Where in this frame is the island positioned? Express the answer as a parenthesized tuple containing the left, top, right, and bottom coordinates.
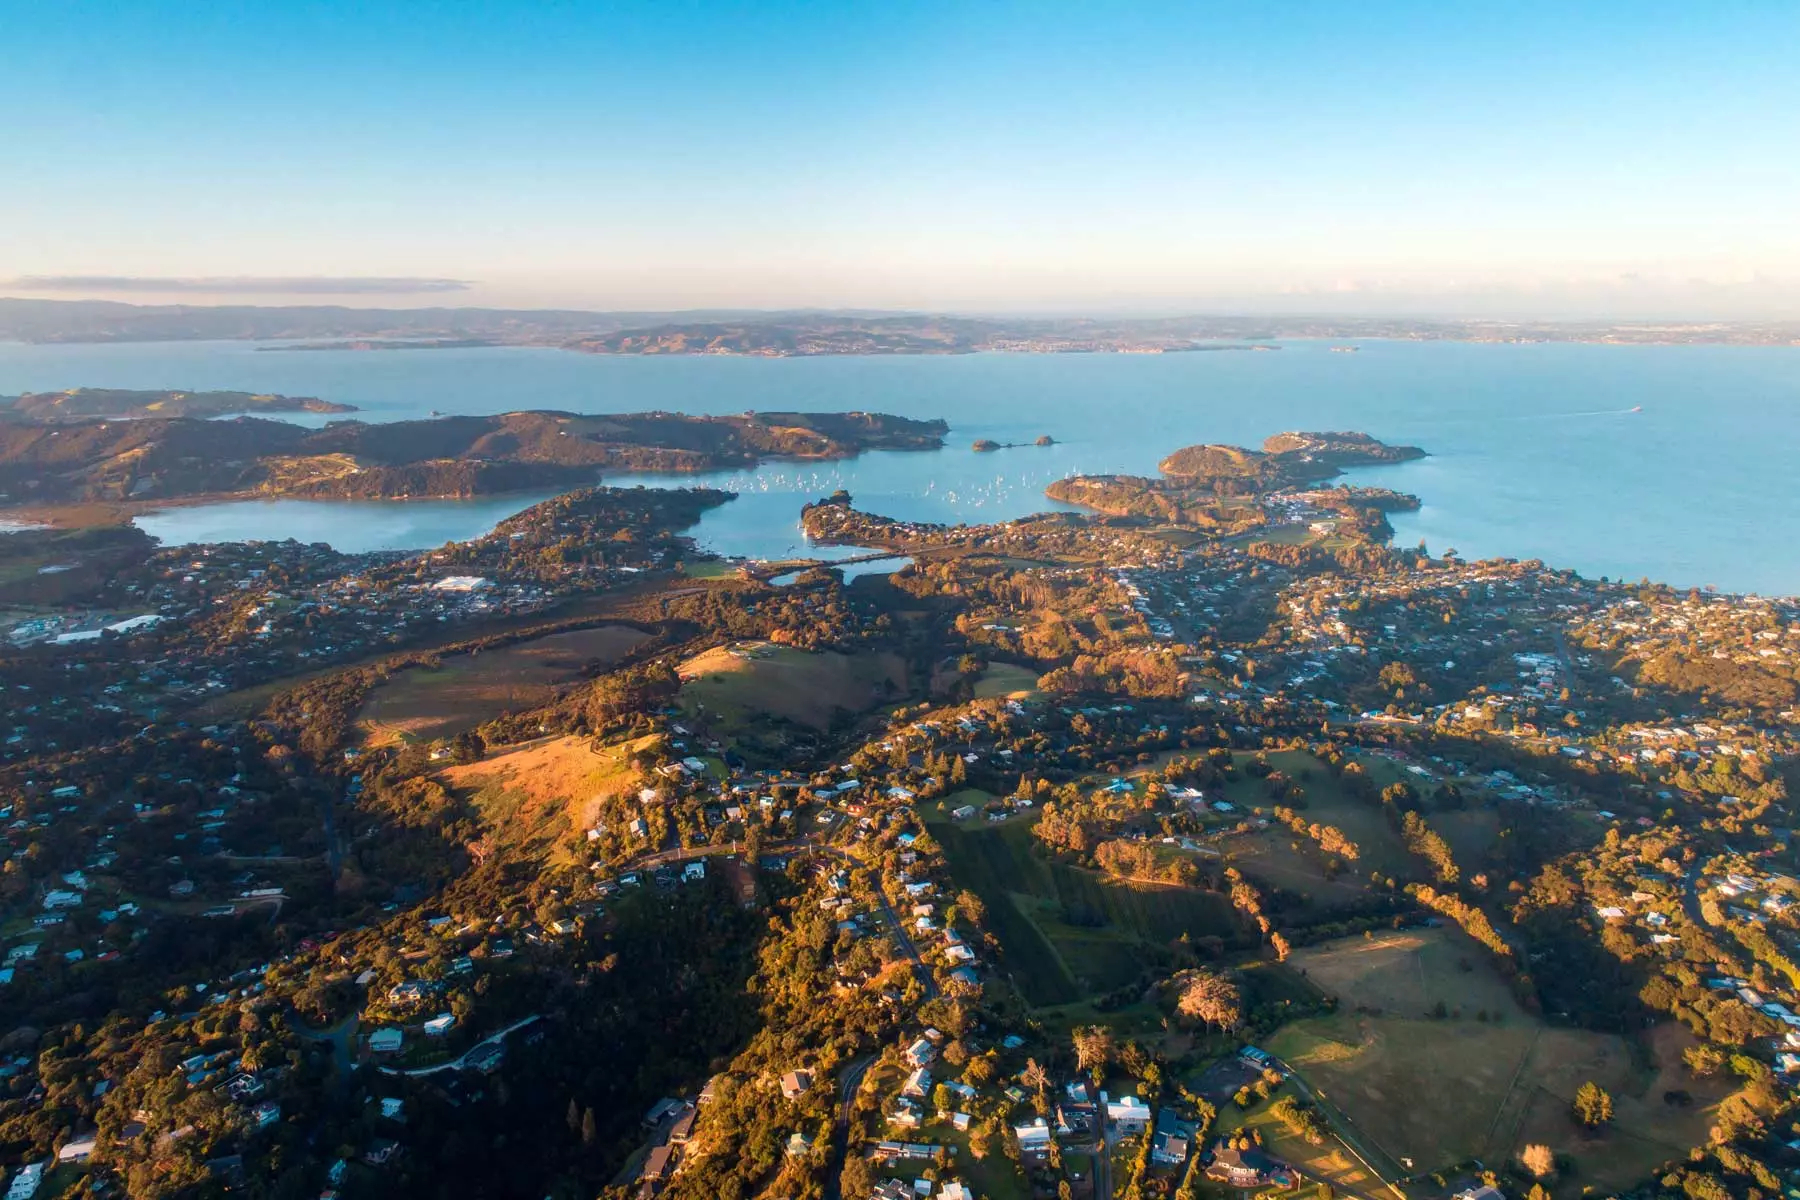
(1042, 429, 1423, 538)
(972, 435, 1056, 452)
(0, 387, 356, 422)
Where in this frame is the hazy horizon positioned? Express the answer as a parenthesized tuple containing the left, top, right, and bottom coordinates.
(6, 2, 1799, 318)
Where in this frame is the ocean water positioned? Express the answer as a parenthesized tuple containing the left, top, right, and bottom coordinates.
(1, 339, 1796, 594)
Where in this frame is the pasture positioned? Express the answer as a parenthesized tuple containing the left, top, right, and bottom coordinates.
(358, 624, 651, 744)
(439, 732, 660, 862)
(677, 642, 907, 732)
(1219, 749, 1418, 908)
(931, 816, 1242, 1007)
(1269, 928, 1734, 1186)
(971, 660, 1041, 698)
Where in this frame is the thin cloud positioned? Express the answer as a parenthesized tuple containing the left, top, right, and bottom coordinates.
(5, 275, 474, 295)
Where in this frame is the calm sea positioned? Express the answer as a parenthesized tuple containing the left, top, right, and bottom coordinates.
(1, 339, 1796, 595)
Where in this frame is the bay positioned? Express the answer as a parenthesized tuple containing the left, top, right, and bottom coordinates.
(1, 339, 1796, 594)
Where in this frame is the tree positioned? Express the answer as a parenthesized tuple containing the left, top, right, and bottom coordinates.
(839, 1155, 876, 1198)
(1073, 1026, 1114, 1082)
(1176, 969, 1242, 1032)
(1573, 1081, 1613, 1129)
(1022, 1058, 1051, 1112)
(1520, 1143, 1556, 1178)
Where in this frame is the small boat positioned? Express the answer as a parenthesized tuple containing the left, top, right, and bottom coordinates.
(1629, 405, 1642, 413)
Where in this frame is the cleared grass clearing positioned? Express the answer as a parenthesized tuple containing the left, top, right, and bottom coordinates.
(1220, 750, 1414, 903)
(972, 660, 1041, 699)
(439, 732, 659, 863)
(678, 642, 907, 731)
(1499, 1022, 1736, 1194)
(1432, 808, 1502, 863)
(1270, 928, 1732, 1183)
(932, 817, 1241, 1006)
(1223, 833, 1372, 908)
(358, 624, 651, 745)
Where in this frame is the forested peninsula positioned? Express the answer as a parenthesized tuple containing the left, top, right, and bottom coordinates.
(0, 408, 947, 511)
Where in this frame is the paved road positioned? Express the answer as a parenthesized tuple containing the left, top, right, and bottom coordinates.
(378, 1014, 542, 1077)
(291, 1012, 360, 1091)
(824, 1055, 876, 1200)
(871, 883, 937, 999)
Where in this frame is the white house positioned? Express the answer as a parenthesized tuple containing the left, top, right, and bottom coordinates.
(1105, 1093, 1152, 1132)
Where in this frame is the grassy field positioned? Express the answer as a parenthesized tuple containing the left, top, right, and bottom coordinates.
(678, 558, 742, 580)
(1220, 749, 1416, 908)
(357, 624, 651, 745)
(439, 732, 660, 863)
(930, 815, 1241, 1006)
(1432, 807, 1503, 863)
(1268, 928, 1734, 1187)
(971, 661, 1041, 699)
(1216, 1082, 1387, 1197)
(677, 642, 907, 732)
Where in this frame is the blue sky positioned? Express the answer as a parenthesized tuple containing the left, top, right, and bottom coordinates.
(3, 1, 1798, 314)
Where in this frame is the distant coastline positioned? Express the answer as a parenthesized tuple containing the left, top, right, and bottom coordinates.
(3, 297, 1798, 352)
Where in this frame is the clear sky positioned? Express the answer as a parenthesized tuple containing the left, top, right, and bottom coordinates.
(4, 1, 1799, 316)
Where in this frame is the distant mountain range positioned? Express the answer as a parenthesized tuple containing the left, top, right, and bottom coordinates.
(1, 296, 1796, 350)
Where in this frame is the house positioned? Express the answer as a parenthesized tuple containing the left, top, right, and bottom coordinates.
(1151, 1109, 1191, 1166)
(388, 980, 432, 1006)
(786, 1131, 815, 1158)
(951, 805, 978, 821)
(57, 1130, 98, 1163)
(639, 1144, 676, 1189)
(904, 1037, 936, 1067)
(368, 1028, 404, 1054)
(423, 1013, 456, 1037)
(643, 1098, 686, 1127)
(1238, 1046, 1275, 1071)
(938, 1184, 973, 1200)
(1205, 1142, 1294, 1189)
(682, 860, 706, 882)
(902, 1067, 932, 1098)
(1094, 1093, 1152, 1129)
(780, 1070, 813, 1100)
(1453, 1188, 1506, 1200)
(1105, 1093, 1151, 1133)
(5, 1162, 45, 1200)
(1013, 1118, 1051, 1159)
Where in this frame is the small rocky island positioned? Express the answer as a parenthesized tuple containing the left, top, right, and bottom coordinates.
(973, 434, 1056, 452)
